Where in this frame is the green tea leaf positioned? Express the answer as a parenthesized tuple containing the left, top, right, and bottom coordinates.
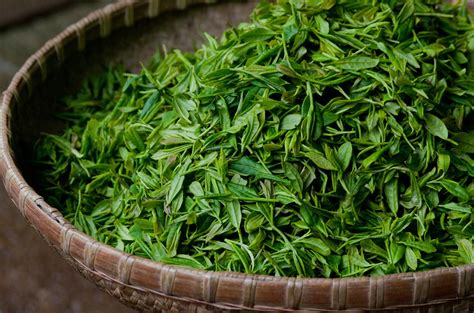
(405, 247, 418, 270)
(384, 178, 399, 216)
(167, 158, 191, 205)
(225, 200, 242, 230)
(454, 132, 474, 153)
(401, 241, 436, 254)
(439, 203, 472, 214)
(230, 157, 287, 183)
(425, 113, 448, 140)
(457, 239, 474, 264)
(304, 150, 337, 171)
(296, 237, 331, 256)
(336, 142, 352, 171)
(160, 255, 206, 269)
(361, 239, 387, 259)
(48, 135, 84, 158)
(281, 114, 303, 130)
(333, 56, 379, 71)
(440, 179, 470, 202)
(240, 27, 275, 42)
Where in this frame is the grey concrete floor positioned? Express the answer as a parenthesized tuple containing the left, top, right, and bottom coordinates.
(0, 2, 134, 312)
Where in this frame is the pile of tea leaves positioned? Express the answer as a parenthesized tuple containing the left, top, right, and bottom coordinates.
(34, 0, 474, 278)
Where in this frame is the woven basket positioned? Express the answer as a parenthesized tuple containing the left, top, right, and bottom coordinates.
(1, 0, 473, 312)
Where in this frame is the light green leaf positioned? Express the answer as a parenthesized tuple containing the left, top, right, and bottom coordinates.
(384, 178, 399, 215)
(333, 56, 379, 71)
(405, 247, 418, 270)
(297, 238, 331, 256)
(281, 114, 303, 130)
(440, 179, 470, 201)
(304, 150, 338, 171)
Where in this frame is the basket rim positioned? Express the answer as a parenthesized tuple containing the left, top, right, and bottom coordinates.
(1, 0, 473, 311)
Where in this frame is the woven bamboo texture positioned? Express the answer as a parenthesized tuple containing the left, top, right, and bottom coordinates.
(1, 0, 473, 312)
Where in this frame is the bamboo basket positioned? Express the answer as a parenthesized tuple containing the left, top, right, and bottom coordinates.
(1, 0, 473, 312)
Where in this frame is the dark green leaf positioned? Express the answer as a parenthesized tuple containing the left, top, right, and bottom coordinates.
(425, 113, 448, 140)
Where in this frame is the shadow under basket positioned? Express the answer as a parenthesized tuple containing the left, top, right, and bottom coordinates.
(1, 0, 473, 312)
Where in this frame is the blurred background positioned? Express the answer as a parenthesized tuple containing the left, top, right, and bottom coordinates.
(0, 1, 134, 312)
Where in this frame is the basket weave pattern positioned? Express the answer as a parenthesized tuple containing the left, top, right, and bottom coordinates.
(1, 0, 474, 312)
